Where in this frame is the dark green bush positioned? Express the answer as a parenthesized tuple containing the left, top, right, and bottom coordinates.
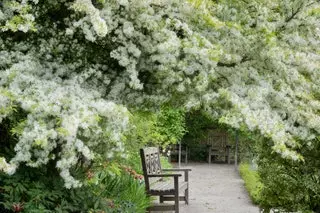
(0, 161, 150, 213)
(256, 138, 320, 213)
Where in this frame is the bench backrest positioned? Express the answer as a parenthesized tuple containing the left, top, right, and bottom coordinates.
(207, 130, 228, 152)
(140, 147, 162, 191)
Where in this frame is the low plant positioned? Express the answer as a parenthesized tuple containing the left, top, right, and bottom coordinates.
(239, 162, 262, 205)
(87, 161, 151, 213)
(0, 161, 150, 213)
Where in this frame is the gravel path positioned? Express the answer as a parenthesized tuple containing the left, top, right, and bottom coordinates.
(152, 163, 260, 213)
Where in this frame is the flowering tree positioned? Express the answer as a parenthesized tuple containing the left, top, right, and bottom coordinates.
(0, 0, 319, 187)
(193, 0, 320, 161)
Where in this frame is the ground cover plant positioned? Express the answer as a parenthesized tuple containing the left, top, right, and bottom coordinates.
(239, 162, 262, 205)
(0, 0, 320, 212)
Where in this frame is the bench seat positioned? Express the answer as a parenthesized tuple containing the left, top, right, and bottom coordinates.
(150, 180, 188, 194)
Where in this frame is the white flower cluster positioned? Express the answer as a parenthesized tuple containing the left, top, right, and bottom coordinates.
(0, 53, 129, 188)
(71, 0, 108, 41)
(0, 0, 37, 32)
(0, 157, 17, 175)
(195, 0, 320, 160)
(0, 0, 319, 185)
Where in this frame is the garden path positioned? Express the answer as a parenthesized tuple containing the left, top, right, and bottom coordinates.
(152, 163, 260, 213)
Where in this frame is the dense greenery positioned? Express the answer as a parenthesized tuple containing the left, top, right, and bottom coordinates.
(238, 133, 320, 212)
(257, 137, 320, 212)
(181, 110, 214, 161)
(127, 107, 186, 150)
(0, 161, 150, 213)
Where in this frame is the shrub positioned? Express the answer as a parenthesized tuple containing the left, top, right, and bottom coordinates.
(256, 139, 320, 212)
(239, 163, 262, 205)
(87, 161, 151, 213)
(0, 161, 150, 213)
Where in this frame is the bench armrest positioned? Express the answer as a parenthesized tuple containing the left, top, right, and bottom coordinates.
(162, 168, 191, 172)
(147, 173, 182, 178)
(162, 168, 191, 181)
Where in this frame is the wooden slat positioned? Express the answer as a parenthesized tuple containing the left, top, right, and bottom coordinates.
(150, 181, 188, 193)
(147, 203, 175, 211)
(160, 196, 186, 202)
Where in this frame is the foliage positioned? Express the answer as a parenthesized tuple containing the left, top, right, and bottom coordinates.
(125, 111, 158, 150)
(226, 128, 261, 163)
(182, 110, 225, 161)
(87, 161, 150, 213)
(184, 142, 208, 162)
(239, 163, 263, 205)
(190, 0, 320, 161)
(159, 156, 173, 170)
(256, 138, 320, 212)
(0, 165, 94, 212)
(184, 110, 216, 142)
(126, 107, 186, 150)
(0, 0, 319, 211)
(0, 161, 150, 213)
(155, 106, 186, 147)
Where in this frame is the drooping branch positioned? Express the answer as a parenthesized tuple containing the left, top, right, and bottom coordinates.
(278, 2, 306, 32)
(285, 4, 303, 23)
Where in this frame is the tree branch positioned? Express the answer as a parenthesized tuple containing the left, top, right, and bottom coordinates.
(217, 56, 250, 68)
(285, 4, 303, 23)
(278, 2, 305, 32)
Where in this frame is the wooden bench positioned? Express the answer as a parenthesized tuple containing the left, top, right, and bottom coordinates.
(140, 147, 191, 213)
(208, 144, 231, 164)
(206, 130, 231, 164)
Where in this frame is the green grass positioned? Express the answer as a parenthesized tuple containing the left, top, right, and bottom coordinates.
(239, 163, 263, 205)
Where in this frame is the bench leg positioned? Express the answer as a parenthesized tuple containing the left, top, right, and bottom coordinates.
(175, 193, 179, 213)
(174, 177, 179, 213)
(185, 188, 189, 205)
(160, 195, 164, 203)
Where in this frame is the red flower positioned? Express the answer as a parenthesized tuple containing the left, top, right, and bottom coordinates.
(12, 203, 23, 212)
